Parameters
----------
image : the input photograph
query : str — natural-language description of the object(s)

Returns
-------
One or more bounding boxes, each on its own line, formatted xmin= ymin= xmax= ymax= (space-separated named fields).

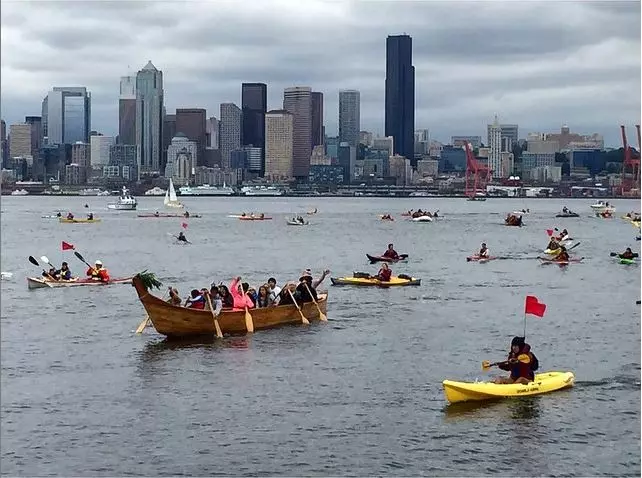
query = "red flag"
xmin=62 ymin=241 xmax=75 ymax=251
xmin=524 ymin=296 xmax=546 ymax=317
xmin=546 ymin=229 xmax=554 ymax=236
xmin=181 ymin=222 xmax=188 ymax=229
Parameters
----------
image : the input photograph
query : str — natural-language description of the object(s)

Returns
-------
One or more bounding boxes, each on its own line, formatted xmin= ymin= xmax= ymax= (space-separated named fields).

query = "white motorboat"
xmin=411 ymin=215 xmax=433 ymax=222
xmin=287 ymin=218 xmax=309 ymax=226
xmin=11 ymin=189 xmax=29 ymax=196
xmin=145 ymin=187 xmax=166 ymax=196
xmin=590 ymin=201 xmax=615 ymax=213
xmin=107 ymin=187 xmax=137 ymax=210
xmin=164 ymin=179 xmax=184 ymax=208
xmin=1 ymin=272 xmax=13 ymax=280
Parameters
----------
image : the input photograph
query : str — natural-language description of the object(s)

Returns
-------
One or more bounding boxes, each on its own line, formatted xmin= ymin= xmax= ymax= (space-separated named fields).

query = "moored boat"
xmin=131 ymin=274 xmax=327 ymax=337
xmin=27 ymin=276 xmax=132 ymax=289
xmin=442 ymin=371 xmax=575 ymax=404
xmin=331 ymin=274 xmax=421 ymax=287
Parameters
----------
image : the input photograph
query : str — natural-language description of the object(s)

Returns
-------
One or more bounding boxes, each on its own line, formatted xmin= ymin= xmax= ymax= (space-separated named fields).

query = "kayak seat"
xmin=353 ymin=272 xmax=370 ymax=279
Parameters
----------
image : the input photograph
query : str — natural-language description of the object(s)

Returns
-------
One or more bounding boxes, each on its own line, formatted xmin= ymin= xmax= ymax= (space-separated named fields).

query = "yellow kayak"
xmin=331 ymin=275 xmax=421 ymax=287
xmin=58 ymin=218 xmax=102 ymax=223
xmin=544 ymin=248 xmax=561 ymax=255
xmin=443 ymin=371 xmax=575 ymax=404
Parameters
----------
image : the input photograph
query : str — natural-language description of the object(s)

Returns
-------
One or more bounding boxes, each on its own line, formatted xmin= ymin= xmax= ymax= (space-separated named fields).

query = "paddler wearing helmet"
xmin=493 ymin=336 xmax=539 ymax=384
xmin=86 ymin=260 xmax=110 ymax=282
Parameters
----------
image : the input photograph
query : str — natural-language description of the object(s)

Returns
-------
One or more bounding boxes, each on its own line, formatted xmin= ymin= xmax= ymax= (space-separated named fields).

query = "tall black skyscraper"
xmin=385 ymin=34 xmax=415 ymax=165
xmin=242 ymin=83 xmax=267 ymax=175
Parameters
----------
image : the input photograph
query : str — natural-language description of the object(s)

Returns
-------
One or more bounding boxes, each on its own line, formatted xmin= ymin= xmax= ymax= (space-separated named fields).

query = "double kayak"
xmin=466 ymin=255 xmax=497 ymax=262
xmin=411 ymin=215 xmax=433 ymax=222
xmin=331 ymin=275 xmax=421 ymax=287
xmin=59 ymin=218 xmax=101 ymax=223
xmin=27 ymin=276 xmax=133 ymax=289
xmin=287 ymin=220 xmax=309 ymax=226
xmin=442 ymin=371 xmax=575 ymax=404
xmin=366 ymin=253 xmax=408 ymax=263
xmin=540 ymin=257 xmax=583 ymax=265
xmin=555 ymin=212 xmax=580 ymax=218
xmin=239 ymin=216 xmax=272 ymax=221
xmin=138 ymin=214 xmax=201 ymax=218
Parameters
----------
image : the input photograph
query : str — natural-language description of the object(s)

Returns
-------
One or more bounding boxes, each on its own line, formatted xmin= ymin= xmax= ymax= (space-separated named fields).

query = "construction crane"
xmin=464 ymin=142 xmax=491 ymax=198
xmin=620 ymin=125 xmax=641 ymax=196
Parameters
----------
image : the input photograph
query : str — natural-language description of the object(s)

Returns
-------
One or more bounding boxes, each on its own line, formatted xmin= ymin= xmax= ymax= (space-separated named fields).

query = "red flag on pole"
xmin=62 ymin=241 xmax=75 ymax=251
xmin=524 ymin=296 xmax=546 ymax=317
xmin=181 ymin=222 xmax=188 ymax=229
xmin=546 ymin=229 xmax=554 ymax=236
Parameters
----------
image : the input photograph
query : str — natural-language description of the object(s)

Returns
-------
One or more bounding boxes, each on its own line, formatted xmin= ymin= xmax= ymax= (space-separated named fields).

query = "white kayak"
xmin=1 ymin=272 xmax=13 ymax=280
xmin=287 ymin=219 xmax=309 ymax=226
xmin=411 ymin=215 xmax=433 ymax=222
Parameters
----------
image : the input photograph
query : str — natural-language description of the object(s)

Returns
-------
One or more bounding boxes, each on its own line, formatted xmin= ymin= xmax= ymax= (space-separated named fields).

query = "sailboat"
xmin=164 ymin=179 xmax=184 ymax=208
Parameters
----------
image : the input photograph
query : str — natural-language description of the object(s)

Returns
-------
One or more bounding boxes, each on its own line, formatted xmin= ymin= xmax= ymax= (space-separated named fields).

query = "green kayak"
xmin=620 ymin=258 xmax=636 ymax=265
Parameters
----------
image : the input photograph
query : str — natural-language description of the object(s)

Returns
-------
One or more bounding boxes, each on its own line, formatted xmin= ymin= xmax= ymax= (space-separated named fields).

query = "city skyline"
xmin=0 ymin=1 xmax=640 ymax=147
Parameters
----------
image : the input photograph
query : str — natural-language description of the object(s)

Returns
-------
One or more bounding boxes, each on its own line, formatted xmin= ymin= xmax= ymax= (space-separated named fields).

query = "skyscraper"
xmin=176 ymin=108 xmax=206 ymax=166
xmin=283 ymin=86 xmax=312 ymax=180
xmin=488 ymin=115 xmax=503 ymax=178
xmin=135 ymin=61 xmax=164 ymax=176
xmin=385 ymin=34 xmax=415 ymax=164
xmin=206 ymin=116 xmax=219 ymax=148
xmin=219 ymin=103 xmax=242 ymax=169
xmin=265 ymin=110 xmax=294 ymax=180
xmin=41 ymin=87 xmax=91 ymax=145
xmin=0 ymin=119 xmax=6 ymax=168
xmin=242 ymin=83 xmax=267 ymax=175
xmin=9 ymin=123 xmax=32 ymax=159
xmin=24 ymin=116 xmax=42 ymax=163
xmin=486 ymin=122 xmax=518 ymax=151
xmin=311 ymin=92 xmax=324 ymax=147
xmin=119 ymin=75 xmax=136 ymax=145
xmin=339 ymin=90 xmax=360 ymax=148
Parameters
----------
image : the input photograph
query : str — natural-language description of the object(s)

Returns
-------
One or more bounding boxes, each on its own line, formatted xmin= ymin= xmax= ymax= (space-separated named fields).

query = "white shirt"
xmin=269 ymin=285 xmax=282 ymax=304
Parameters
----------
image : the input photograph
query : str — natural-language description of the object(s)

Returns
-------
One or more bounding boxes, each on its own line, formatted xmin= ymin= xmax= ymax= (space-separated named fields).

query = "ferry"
xmin=241 ymin=186 xmax=284 ymax=196
xmin=79 ymin=188 xmax=109 ymax=196
xmin=179 ymin=184 xmax=235 ymax=196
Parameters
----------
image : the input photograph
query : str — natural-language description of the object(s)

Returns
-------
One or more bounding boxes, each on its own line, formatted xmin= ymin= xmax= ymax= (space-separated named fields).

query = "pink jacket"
xmin=230 ymin=278 xmax=255 ymax=311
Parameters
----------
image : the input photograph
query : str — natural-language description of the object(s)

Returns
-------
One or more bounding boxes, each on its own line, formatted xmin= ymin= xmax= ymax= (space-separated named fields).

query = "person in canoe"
xmin=373 ymin=263 xmax=392 ymax=282
xmin=154 ymin=211 xmax=160 ymax=217
xmin=259 ymin=213 xmax=265 ymax=219
xmin=185 ymin=289 xmax=206 ymax=309
xmin=167 ymin=287 xmax=182 ymax=306
xmin=556 ymin=229 xmax=569 ymax=241
xmin=58 ymin=262 xmax=72 ymax=280
xmin=493 ymin=336 xmax=539 ymax=384
xmin=56 ymin=212 xmax=62 ymax=217
xmin=478 ymin=242 xmax=490 ymax=258
xmin=86 ymin=260 xmax=110 ymax=282
xmin=383 ymin=243 xmax=400 ymax=260
xmin=205 ymin=286 xmax=223 ymax=315
xmin=177 ymin=231 xmax=189 ymax=243
xmin=184 ymin=211 xmax=190 ymax=218
xmin=296 ymin=215 xmax=305 ymax=224
xmin=381 ymin=214 xmax=393 ymax=220
xmin=562 ymin=206 xmax=569 ymax=214
xmin=553 ymin=245 xmax=570 ymax=262
xmin=620 ymin=247 xmax=636 ymax=260
xmin=66 ymin=212 xmax=74 ymax=220
xmin=87 ymin=212 xmax=94 ymax=220
xmin=217 ymin=284 xmax=234 ymax=308
xmin=229 ymin=276 xmax=256 ymax=310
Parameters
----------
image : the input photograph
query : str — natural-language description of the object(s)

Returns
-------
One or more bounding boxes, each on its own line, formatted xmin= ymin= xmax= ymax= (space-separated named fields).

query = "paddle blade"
xmin=40 ymin=255 xmax=50 ymax=265
xmin=610 ymin=252 xmax=617 ymax=257
xmin=74 ymin=251 xmax=86 ymax=263
xmin=482 ymin=360 xmax=491 ymax=371
xmin=245 ymin=309 xmax=254 ymax=333
xmin=300 ymin=311 xmax=310 ymax=325
xmin=135 ymin=317 xmax=149 ymax=334
xmin=28 ymin=256 xmax=39 ymax=267
xmin=319 ymin=310 xmax=327 ymax=322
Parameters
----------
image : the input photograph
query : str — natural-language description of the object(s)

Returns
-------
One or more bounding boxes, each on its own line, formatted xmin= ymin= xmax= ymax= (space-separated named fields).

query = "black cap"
xmin=511 ymin=336 xmax=525 ymax=347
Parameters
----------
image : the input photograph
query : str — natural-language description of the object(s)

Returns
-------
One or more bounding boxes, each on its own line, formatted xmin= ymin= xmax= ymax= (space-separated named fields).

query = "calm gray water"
xmin=1 ymin=196 xmax=640 ymax=477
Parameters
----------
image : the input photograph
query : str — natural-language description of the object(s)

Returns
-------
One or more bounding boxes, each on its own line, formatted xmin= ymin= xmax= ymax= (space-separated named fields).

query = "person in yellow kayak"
xmin=547 ymin=237 xmax=560 ymax=250
xmin=373 ymin=263 xmax=392 ymax=282
xmin=553 ymin=245 xmax=570 ymax=262
xmin=494 ymin=336 xmax=539 ymax=384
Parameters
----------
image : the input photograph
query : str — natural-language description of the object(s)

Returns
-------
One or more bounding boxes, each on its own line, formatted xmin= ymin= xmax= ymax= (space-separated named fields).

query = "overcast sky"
xmin=1 ymin=1 xmax=640 ymax=146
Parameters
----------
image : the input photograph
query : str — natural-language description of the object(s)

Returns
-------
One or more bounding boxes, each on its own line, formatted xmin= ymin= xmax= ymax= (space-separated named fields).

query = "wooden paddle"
xmin=287 ymin=289 xmax=310 ymax=325
xmin=205 ymin=292 xmax=223 ymax=339
xmin=303 ymin=283 xmax=327 ymax=321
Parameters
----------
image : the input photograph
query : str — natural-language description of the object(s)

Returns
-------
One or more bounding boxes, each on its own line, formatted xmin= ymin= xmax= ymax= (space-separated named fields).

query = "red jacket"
xmin=383 ymin=249 xmax=399 ymax=259
xmin=377 ymin=268 xmax=392 ymax=282
xmin=86 ymin=267 xmax=110 ymax=282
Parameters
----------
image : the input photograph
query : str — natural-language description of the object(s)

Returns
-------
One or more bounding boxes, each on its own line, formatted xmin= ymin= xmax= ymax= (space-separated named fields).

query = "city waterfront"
xmin=1 ymin=196 xmax=640 ymax=476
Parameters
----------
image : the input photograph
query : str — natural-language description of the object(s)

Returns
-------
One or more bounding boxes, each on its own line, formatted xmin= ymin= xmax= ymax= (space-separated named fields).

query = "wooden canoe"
xmin=132 ymin=276 xmax=328 ymax=337
xmin=58 ymin=218 xmax=102 ymax=223
xmin=27 ymin=276 xmax=132 ymax=289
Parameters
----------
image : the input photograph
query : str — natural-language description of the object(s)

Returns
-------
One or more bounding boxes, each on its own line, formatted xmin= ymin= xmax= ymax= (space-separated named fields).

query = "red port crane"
xmin=620 ymin=125 xmax=641 ymax=196
xmin=464 ymin=142 xmax=491 ymax=198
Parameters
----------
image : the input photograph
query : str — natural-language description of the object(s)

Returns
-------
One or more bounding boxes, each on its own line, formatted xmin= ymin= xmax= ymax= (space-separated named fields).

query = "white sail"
xmin=169 ymin=179 xmax=178 ymax=202
xmin=163 ymin=189 xmax=170 ymax=206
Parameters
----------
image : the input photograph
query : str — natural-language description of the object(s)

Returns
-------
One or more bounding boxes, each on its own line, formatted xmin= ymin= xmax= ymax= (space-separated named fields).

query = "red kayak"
xmin=466 ymin=255 xmax=497 ymax=262
xmin=366 ymin=253 xmax=408 ymax=263
xmin=540 ymin=257 xmax=584 ymax=265
xmin=138 ymin=214 xmax=201 ymax=218
xmin=239 ymin=216 xmax=272 ymax=221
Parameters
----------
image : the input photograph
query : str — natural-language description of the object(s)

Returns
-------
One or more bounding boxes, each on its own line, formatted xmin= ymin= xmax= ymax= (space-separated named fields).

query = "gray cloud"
xmin=1 ymin=0 xmax=639 ymax=146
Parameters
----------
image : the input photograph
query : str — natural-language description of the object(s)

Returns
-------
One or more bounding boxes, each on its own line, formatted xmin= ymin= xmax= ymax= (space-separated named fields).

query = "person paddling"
xmin=620 ymin=247 xmax=635 ymax=260
xmin=185 ymin=289 xmax=205 ymax=309
xmin=553 ymin=245 xmax=570 ymax=262
xmin=547 ymin=237 xmax=560 ymax=250
xmin=59 ymin=262 xmax=72 ymax=280
xmin=177 ymin=231 xmax=189 ymax=243
xmin=478 ymin=242 xmax=489 ymax=258
xmin=67 ymin=212 xmax=74 ymax=220
xmin=493 ymin=336 xmax=539 ymax=384
xmin=86 ymin=260 xmax=110 ymax=282
xmin=87 ymin=212 xmax=94 ymax=220
xmin=42 ymin=266 xmax=60 ymax=280
xmin=382 ymin=243 xmax=399 ymax=260
xmin=374 ymin=262 xmax=392 ymax=282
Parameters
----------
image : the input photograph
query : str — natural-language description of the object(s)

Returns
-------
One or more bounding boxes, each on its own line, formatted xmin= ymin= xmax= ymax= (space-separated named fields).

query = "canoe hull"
xmin=27 ymin=277 xmax=132 ymax=289
xmin=443 ymin=371 xmax=575 ymax=404
xmin=239 ymin=217 xmax=272 ymax=221
xmin=132 ymin=276 xmax=327 ymax=337
xmin=331 ymin=276 xmax=421 ymax=287
xmin=555 ymin=213 xmax=580 ymax=218
xmin=58 ymin=218 xmax=101 ymax=223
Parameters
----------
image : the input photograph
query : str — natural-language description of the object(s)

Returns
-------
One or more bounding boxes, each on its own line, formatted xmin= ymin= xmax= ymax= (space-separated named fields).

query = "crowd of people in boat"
xmin=63 ymin=212 xmax=95 ymax=220
xmin=42 ymin=259 xmax=110 ymax=282
xmin=406 ymin=209 xmax=439 ymax=218
xmin=168 ymin=269 xmax=331 ymax=314
xmin=291 ymin=215 xmax=307 ymax=224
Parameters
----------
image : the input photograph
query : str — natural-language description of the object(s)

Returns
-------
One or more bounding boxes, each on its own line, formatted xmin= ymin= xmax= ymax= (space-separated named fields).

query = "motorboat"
xmin=145 ymin=187 xmax=167 ymax=196
xmin=11 ymin=189 xmax=29 ymax=196
xmin=107 ymin=187 xmax=137 ymax=210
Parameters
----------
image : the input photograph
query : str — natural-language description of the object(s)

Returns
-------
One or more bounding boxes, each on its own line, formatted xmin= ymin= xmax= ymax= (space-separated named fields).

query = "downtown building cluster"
xmin=1 ymin=34 xmax=635 ymax=197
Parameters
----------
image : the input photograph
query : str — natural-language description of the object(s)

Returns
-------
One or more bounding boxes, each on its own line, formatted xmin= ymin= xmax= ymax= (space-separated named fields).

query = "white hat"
xmin=95 ymin=260 xmax=103 ymax=265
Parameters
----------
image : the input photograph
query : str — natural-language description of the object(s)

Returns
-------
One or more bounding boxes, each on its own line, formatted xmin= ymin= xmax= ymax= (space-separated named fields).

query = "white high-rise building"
xmin=339 ymin=89 xmax=360 ymax=148
xmin=206 ymin=116 xmax=219 ymax=149
xmin=90 ymin=135 xmax=115 ymax=166
xmin=265 ymin=109 xmax=294 ymax=180
xmin=220 ymin=104 xmax=242 ymax=169
xmin=165 ymin=133 xmax=197 ymax=185
xmin=488 ymin=115 xmax=503 ymax=178
xmin=135 ymin=61 xmax=164 ymax=176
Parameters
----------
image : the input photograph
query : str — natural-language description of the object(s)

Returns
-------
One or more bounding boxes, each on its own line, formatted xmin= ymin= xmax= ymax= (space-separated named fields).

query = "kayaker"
xmin=59 ymin=262 xmax=72 ymax=280
xmin=494 ymin=336 xmax=539 ymax=384
xmin=547 ymin=237 xmax=560 ymax=250
xmin=259 ymin=213 xmax=265 ymax=219
xmin=67 ymin=212 xmax=74 ymax=220
xmin=374 ymin=263 xmax=392 ymax=282
xmin=383 ymin=243 xmax=400 ymax=260
xmin=87 ymin=213 xmax=94 ymax=220
xmin=154 ymin=211 xmax=160 ymax=217
xmin=56 ymin=212 xmax=62 ymax=217
xmin=185 ymin=289 xmax=205 ymax=309
xmin=184 ymin=211 xmax=190 ymax=218
xmin=556 ymin=229 xmax=568 ymax=241
xmin=86 ymin=260 xmax=110 ymax=282
xmin=478 ymin=243 xmax=489 ymax=258
xmin=553 ymin=245 xmax=570 ymax=262
xmin=177 ymin=231 xmax=188 ymax=243
xmin=42 ymin=266 xmax=60 ymax=280
xmin=621 ymin=247 xmax=635 ymax=259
